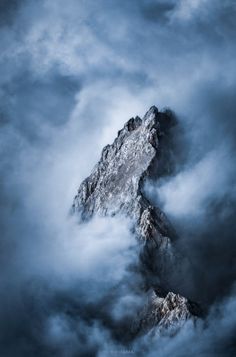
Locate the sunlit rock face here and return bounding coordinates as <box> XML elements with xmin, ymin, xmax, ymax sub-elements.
<box><xmin>72</xmin><ymin>106</ymin><xmax>176</xmax><ymax>246</ymax></box>
<box><xmin>72</xmin><ymin>106</ymin><xmax>199</xmax><ymax>335</ymax></box>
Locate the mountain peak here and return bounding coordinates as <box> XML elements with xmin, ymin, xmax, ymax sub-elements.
<box><xmin>72</xmin><ymin>106</ymin><xmax>199</xmax><ymax>336</ymax></box>
<box><xmin>72</xmin><ymin>106</ymin><xmax>175</xmax><ymax>240</ymax></box>
<box><xmin>143</xmin><ymin>105</ymin><xmax>159</xmax><ymax>120</ymax></box>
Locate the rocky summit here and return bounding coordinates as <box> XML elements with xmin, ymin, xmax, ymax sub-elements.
<box><xmin>133</xmin><ymin>291</ymin><xmax>200</xmax><ymax>338</ymax></box>
<box><xmin>72</xmin><ymin>106</ymin><xmax>200</xmax><ymax>335</ymax></box>
<box><xmin>72</xmin><ymin>106</ymin><xmax>175</xmax><ymax>244</ymax></box>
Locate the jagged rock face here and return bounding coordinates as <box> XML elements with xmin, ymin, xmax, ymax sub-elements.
<box><xmin>72</xmin><ymin>106</ymin><xmax>199</xmax><ymax>335</ymax></box>
<box><xmin>133</xmin><ymin>291</ymin><xmax>200</xmax><ymax>337</ymax></box>
<box><xmin>72</xmin><ymin>106</ymin><xmax>176</xmax><ymax>248</ymax></box>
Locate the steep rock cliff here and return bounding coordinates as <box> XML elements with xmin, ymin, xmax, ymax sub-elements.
<box><xmin>72</xmin><ymin>106</ymin><xmax>199</xmax><ymax>334</ymax></box>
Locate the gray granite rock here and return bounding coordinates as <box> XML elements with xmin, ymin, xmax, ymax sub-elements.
<box><xmin>72</xmin><ymin>105</ymin><xmax>199</xmax><ymax>335</ymax></box>
<box><xmin>132</xmin><ymin>290</ymin><xmax>200</xmax><ymax>337</ymax></box>
<box><xmin>72</xmin><ymin>106</ymin><xmax>176</xmax><ymax>246</ymax></box>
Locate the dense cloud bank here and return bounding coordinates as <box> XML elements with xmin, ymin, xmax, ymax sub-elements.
<box><xmin>0</xmin><ymin>0</ymin><xmax>236</xmax><ymax>355</ymax></box>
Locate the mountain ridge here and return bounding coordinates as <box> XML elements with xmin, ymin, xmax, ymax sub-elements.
<box><xmin>72</xmin><ymin>105</ymin><xmax>200</xmax><ymax>336</ymax></box>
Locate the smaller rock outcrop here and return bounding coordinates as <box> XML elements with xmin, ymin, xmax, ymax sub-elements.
<box><xmin>133</xmin><ymin>290</ymin><xmax>200</xmax><ymax>337</ymax></box>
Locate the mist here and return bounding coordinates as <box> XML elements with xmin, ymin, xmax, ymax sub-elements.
<box><xmin>0</xmin><ymin>0</ymin><xmax>236</xmax><ymax>356</ymax></box>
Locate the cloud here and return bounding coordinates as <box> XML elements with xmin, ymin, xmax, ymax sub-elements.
<box><xmin>139</xmin><ymin>288</ymin><xmax>236</xmax><ymax>357</ymax></box>
<box><xmin>0</xmin><ymin>0</ymin><xmax>236</xmax><ymax>355</ymax></box>
<box><xmin>147</xmin><ymin>146</ymin><xmax>235</xmax><ymax>218</ymax></box>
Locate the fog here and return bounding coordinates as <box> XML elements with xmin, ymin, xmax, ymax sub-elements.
<box><xmin>0</xmin><ymin>0</ymin><xmax>236</xmax><ymax>355</ymax></box>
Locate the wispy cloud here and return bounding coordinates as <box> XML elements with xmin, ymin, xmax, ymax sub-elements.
<box><xmin>0</xmin><ymin>0</ymin><xmax>236</xmax><ymax>355</ymax></box>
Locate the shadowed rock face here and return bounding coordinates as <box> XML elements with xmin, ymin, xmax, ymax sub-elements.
<box><xmin>72</xmin><ymin>106</ymin><xmax>199</xmax><ymax>335</ymax></box>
